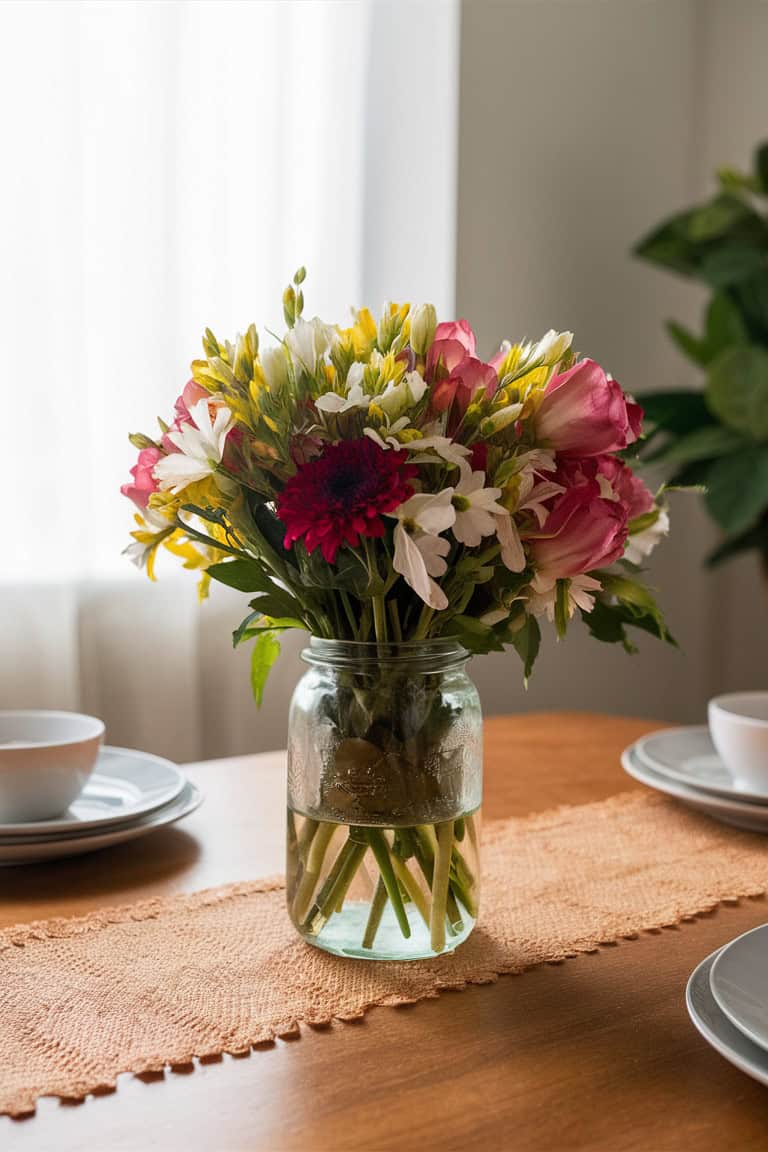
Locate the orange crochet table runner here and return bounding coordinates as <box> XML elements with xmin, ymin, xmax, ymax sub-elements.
<box><xmin>3</xmin><ymin>790</ymin><xmax>768</xmax><ymax>1117</ymax></box>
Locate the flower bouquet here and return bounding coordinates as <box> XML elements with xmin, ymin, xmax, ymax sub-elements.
<box><xmin>122</xmin><ymin>270</ymin><xmax>673</xmax><ymax>959</ymax></box>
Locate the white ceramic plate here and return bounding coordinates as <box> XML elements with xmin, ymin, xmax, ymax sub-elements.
<box><xmin>0</xmin><ymin>781</ymin><xmax>202</xmax><ymax>864</ymax></box>
<box><xmin>687</xmin><ymin>947</ymin><xmax>768</xmax><ymax>1087</ymax></box>
<box><xmin>635</xmin><ymin>727</ymin><xmax>768</xmax><ymax>803</ymax></box>
<box><xmin>0</xmin><ymin>746</ymin><xmax>185</xmax><ymax>837</ymax></box>
<box><xmin>621</xmin><ymin>745</ymin><xmax>768</xmax><ymax>834</ymax></box>
<box><xmin>710</xmin><ymin>924</ymin><xmax>768</xmax><ymax>1054</ymax></box>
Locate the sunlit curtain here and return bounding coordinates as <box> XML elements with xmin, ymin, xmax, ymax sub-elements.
<box><xmin>0</xmin><ymin>0</ymin><xmax>459</xmax><ymax>758</ymax></box>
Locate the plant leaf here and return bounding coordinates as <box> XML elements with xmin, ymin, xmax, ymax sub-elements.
<box><xmin>250</xmin><ymin>630</ymin><xmax>281</xmax><ymax>707</ymax></box>
<box><xmin>687</xmin><ymin>195</ymin><xmax>752</xmax><ymax>243</ymax></box>
<box><xmin>704</xmin><ymin>447</ymin><xmax>768</xmax><ymax>536</ymax></box>
<box><xmin>554</xmin><ymin>580</ymin><xmax>569</xmax><ymax>639</ymax></box>
<box><xmin>706</xmin><ymin>345</ymin><xmax>768</xmax><ymax>439</ymax></box>
<box><xmin>700</xmin><ymin>247</ymin><xmax>767</xmax><ymax>288</ymax></box>
<box><xmin>665</xmin><ymin>321</ymin><xmax>708</xmax><ymax>367</ymax></box>
<box><xmin>633</xmin><ymin>209</ymin><xmax>699</xmax><ymax>276</ymax></box>
<box><xmin>645</xmin><ymin>424</ymin><xmax>746</xmax><ymax>467</ymax></box>
<box><xmin>705</xmin><ymin>291</ymin><xmax>748</xmax><ymax>355</ymax></box>
<box><xmin>636</xmin><ymin>390</ymin><xmax>715</xmax><ymax>436</ymax></box>
<box><xmin>755</xmin><ymin>142</ymin><xmax>768</xmax><ymax>194</ymax></box>
<box><xmin>510</xmin><ymin>615</ymin><xmax>540</xmax><ymax>683</ymax></box>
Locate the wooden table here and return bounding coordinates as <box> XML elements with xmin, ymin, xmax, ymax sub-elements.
<box><xmin>3</xmin><ymin>713</ymin><xmax>768</xmax><ymax>1151</ymax></box>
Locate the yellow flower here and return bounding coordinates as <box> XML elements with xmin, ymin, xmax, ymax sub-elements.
<box><xmin>340</xmin><ymin>308</ymin><xmax>377</xmax><ymax>358</ymax></box>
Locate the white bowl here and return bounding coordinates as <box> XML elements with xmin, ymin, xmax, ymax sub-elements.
<box><xmin>0</xmin><ymin>711</ymin><xmax>105</xmax><ymax>822</ymax></box>
<box><xmin>709</xmin><ymin>693</ymin><xmax>768</xmax><ymax>793</ymax></box>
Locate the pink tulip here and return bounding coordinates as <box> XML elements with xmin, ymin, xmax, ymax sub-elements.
<box><xmin>536</xmin><ymin>359</ymin><xmax>642</xmax><ymax>457</ymax></box>
<box><xmin>120</xmin><ymin>445</ymin><xmax>162</xmax><ymax>511</ymax></box>
<box><xmin>527</xmin><ymin>482</ymin><xmax>628</xmax><ymax>580</ymax></box>
<box><xmin>433</xmin><ymin>319</ymin><xmax>476</xmax><ymax>356</ymax></box>
<box><xmin>557</xmin><ymin>455</ymin><xmax>654</xmax><ymax>521</ymax></box>
<box><xmin>427</xmin><ymin>319</ymin><xmax>497</xmax><ymax>432</ymax></box>
<box><xmin>430</xmin><ymin>356</ymin><xmax>498</xmax><ymax>417</ymax></box>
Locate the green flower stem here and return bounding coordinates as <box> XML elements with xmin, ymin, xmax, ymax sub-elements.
<box><xmin>367</xmin><ymin>829</ymin><xmax>411</xmax><ymax>939</ymax></box>
<box><xmin>413</xmin><ymin>605</ymin><xmax>435</xmax><ymax>641</ymax></box>
<box><xmin>445</xmin><ymin>887</ymin><xmax>465</xmax><ymax>934</ymax></box>
<box><xmin>291</xmin><ymin>821</ymin><xmax>335</xmax><ymax>924</ymax></box>
<box><xmin>454</xmin><ymin>817</ymin><xmax>465</xmax><ymax>842</ymax></box>
<box><xmin>372</xmin><ymin>595</ymin><xmax>388</xmax><ymax>644</ymax></box>
<box><xmin>466</xmin><ymin>813</ymin><xmax>479</xmax><ymax>857</ymax></box>
<box><xmin>452</xmin><ymin>843</ymin><xmax>476</xmax><ymax>892</ymax></box>
<box><xmin>430</xmin><ymin>821</ymin><xmax>454</xmax><ymax>953</ymax></box>
<box><xmin>296</xmin><ymin>817</ymin><xmax>319</xmax><ymax>865</ymax></box>
<box><xmin>303</xmin><ymin>829</ymin><xmax>368</xmax><ymax>933</ymax></box>
<box><xmin>340</xmin><ymin>590</ymin><xmax>359</xmax><ymax>639</ymax></box>
<box><xmin>362</xmin><ymin>876</ymin><xmax>389</xmax><ymax>950</ymax></box>
<box><xmin>311</xmin><ymin>839</ymin><xmax>368</xmax><ymax>932</ymax></box>
<box><xmin>387</xmin><ymin>599</ymin><xmax>403</xmax><ymax>643</ymax></box>
<box><xmin>390</xmin><ymin>854</ymin><xmax>430</xmax><ymax>927</ymax></box>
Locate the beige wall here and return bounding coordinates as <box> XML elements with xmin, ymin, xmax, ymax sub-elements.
<box><xmin>456</xmin><ymin>0</ymin><xmax>768</xmax><ymax>723</ymax></box>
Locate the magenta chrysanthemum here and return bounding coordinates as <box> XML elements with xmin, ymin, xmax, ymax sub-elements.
<box><xmin>277</xmin><ymin>438</ymin><xmax>418</xmax><ymax>563</ymax></box>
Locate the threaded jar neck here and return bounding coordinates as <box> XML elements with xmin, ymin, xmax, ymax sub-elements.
<box><xmin>302</xmin><ymin>637</ymin><xmax>469</xmax><ymax>673</ymax></box>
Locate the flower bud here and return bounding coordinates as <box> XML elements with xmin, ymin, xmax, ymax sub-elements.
<box><xmin>410</xmin><ymin>303</ymin><xmax>437</xmax><ymax>356</ymax></box>
<box><xmin>261</xmin><ymin>346</ymin><xmax>290</xmax><ymax>392</ymax></box>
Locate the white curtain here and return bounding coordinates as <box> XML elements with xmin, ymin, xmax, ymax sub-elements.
<box><xmin>0</xmin><ymin>0</ymin><xmax>460</xmax><ymax>759</ymax></box>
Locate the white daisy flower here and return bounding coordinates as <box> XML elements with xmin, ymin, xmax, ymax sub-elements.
<box><xmin>451</xmin><ymin>461</ymin><xmax>507</xmax><ymax>547</ymax></box>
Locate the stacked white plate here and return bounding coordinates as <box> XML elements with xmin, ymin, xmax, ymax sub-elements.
<box><xmin>621</xmin><ymin>726</ymin><xmax>768</xmax><ymax>834</ymax></box>
<box><xmin>687</xmin><ymin>925</ymin><xmax>768</xmax><ymax>1086</ymax></box>
<box><xmin>0</xmin><ymin>746</ymin><xmax>202</xmax><ymax>865</ymax></box>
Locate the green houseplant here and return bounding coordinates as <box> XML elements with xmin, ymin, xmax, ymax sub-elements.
<box><xmin>634</xmin><ymin>141</ymin><xmax>768</xmax><ymax>568</ymax></box>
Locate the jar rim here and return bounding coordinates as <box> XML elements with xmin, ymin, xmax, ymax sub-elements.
<box><xmin>302</xmin><ymin>636</ymin><xmax>469</xmax><ymax>669</ymax></box>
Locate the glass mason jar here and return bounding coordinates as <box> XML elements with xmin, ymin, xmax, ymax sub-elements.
<box><xmin>286</xmin><ymin>638</ymin><xmax>482</xmax><ymax>961</ymax></box>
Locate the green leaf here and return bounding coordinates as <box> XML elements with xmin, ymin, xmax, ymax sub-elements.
<box><xmin>665</xmin><ymin>321</ymin><xmax>708</xmax><ymax>367</ymax></box>
<box><xmin>755</xmin><ymin>142</ymin><xmax>768</xmax><ymax>193</ymax></box>
<box><xmin>706</xmin><ymin>346</ymin><xmax>768</xmax><ymax>439</ymax></box>
<box><xmin>700</xmin><ymin>247</ymin><xmax>767</xmax><ymax>288</ymax></box>
<box><xmin>705</xmin><ymin>291</ymin><xmax>748</xmax><ymax>355</ymax></box>
<box><xmin>687</xmin><ymin>195</ymin><xmax>751</xmax><ymax>243</ymax></box>
<box><xmin>443</xmin><ymin>616</ymin><xmax>505</xmax><ymax>655</ymax></box>
<box><xmin>248</xmin><ymin>592</ymin><xmax>305</xmax><ymax>619</ymax></box>
<box><xmin>510</xmin><ymin>615</ymin><xmax>540</xmax><ymax>683</ymax></box>
<box><xmin>704</xmin><ymin>447</ymin><xmax>768</xmax><ymax>536</ymax></box>
<box><xmin>597</xmin><ymin>573</ymin><xmax>670</xmax><ymax>636</ymax></box>
<box><xmin>206</xmin><ymin>558</ymin><xmax>284</xmax><ymax>594</ymax></box>
<box><xmin>250</xmin><ymin>630</ymin><xmax>281</xmax><ymax>707</ymax></box>
<box><xmin>718</xmin><ymin>166</ymin><xmax>761</xmax><ymax>196</ymax></box>
<box><xmin>636</xmin><ymin>390</ymin><xmax>715</xmax><ymax>437</ymax></box>
<box><xmin>233</xmin><ymin>610</ymin><xmax>261</xmax><ymax>647</ymax></box>
<box><xmin>646</xmin><ymin>424</ymin><xmax>746</xmax><ymax>467</ymax></box>
<box><xmin>706</xmin><ymin>520</ymin><xmax>768</xmax><ymax>567</ymax></box>
<box><xmin>634</xmin><ymin>209</ymin><xmax>699</xmax><ymax>276</ymax></box>
<box><xmin>554</xmin><ymin>580</ymin><xmax>569</xmax><ymax>639</ymax></box>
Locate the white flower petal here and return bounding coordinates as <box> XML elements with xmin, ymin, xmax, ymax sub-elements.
<box><xmin>397</xmin><ymin>490</ymin><xmax>456</xmax><ymax>535</ymax></box>
<box><xmin>393</xmin><ymin>523</ymin><xmax>448</xmax><ymax>610</ymax></box>
<box><xmin>496</xmin><ymin>513</ymin><xmax>526</xmax><ymax>572</ymax></box>
<box><xmin>624</xmin><ymin>509</ymin><xmax>670</xmax><ymax>564</ymax></box>
<box><xmin>416</xmin><ymin>532</ymin><xmax>450</xmax><ymax>577</ymax></box>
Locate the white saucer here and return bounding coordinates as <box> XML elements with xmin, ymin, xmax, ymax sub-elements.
<box><xmin>0</xmin><ymin>780</ymin><xmax>202</xmax><ymax>864</ymax></box>
<box><xmin>710</xmin><ymin>924</ymin><xmax>768</xmax><ymax>1055</ymax></box>
<box><xmin>0</xmin><ymin>746</ymin><xmax>185</xmax><ymax>837</ymax></box>
<box><xmin>686</xmin><ymin>947</ymin><xmax>768</xmax><ymax>1087</ymax></box>
<box><xmin>635</xmin><ymin>727</ymin><xmax>768</xmax><ymax>803</ymax></box>
<box><xmin>621</xmin><ymin>744</ymin><xmax>768</xmax><ymax>834</ymax></box>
